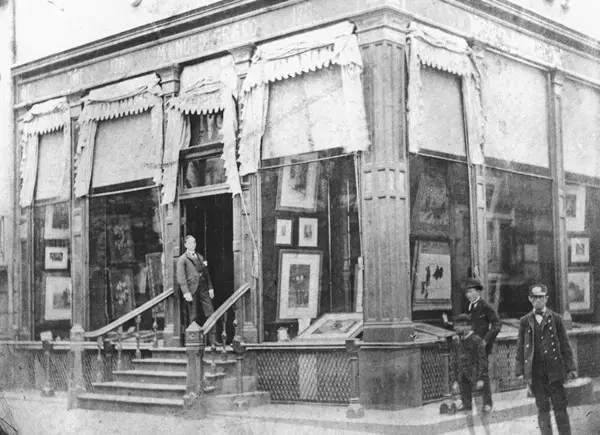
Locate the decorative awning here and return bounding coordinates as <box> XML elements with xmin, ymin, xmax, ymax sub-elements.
<box><xmin>238</xmin><ymin>21</ymin><xmax>370</xmax><ymax>176</ymax></box>
<box><xmin>407</xmin><ymin>23</ymin><xmax>485</xmax><ymax>164</ymax></box>
<box><xmin>75</xmin><ymin>74</ymin><xmax>163</xmax><ymax>197</ymax></box>
<box><xmin>18</xmin><ymin>97</ymin><xmax>70</xmax><ymax>207</ymax></box>
<box><xmin>161</xmin><ymin>55</ymin><xmax>241</xmax><ymax>204</ymax></box>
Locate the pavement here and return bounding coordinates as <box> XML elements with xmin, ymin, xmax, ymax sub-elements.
<box><xmin>1</xmin><ymin>379</ymin><xmax>599</xmax><ymax>435</ymax></box>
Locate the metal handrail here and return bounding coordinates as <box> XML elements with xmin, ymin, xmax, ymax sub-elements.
<box><xmin>84</xmin><ymin>287</ymin><xmax>174</xmax><ymax>340</ymax></box>
<box><xmin>201</xmin><ymin>283</ymin><xmax>250</xmax><ymax>334</ymax></box>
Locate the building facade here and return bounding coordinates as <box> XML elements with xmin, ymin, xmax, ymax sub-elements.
<box><xmin>3</xmin><ymin>0</ymin><xmax>600</xmax><ymax>410</ymax></box>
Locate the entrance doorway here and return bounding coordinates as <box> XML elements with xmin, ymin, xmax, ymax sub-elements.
<box><xmin>180</xmin><ymin>194</ymin><xmax>234</xmax><ymax>343</ymax></box>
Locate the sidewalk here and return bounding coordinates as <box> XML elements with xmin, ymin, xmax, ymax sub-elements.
<box><xmin>1</xmin><ymin>378</ymin><xmax>599</xmax><ymax>435</ymax></box>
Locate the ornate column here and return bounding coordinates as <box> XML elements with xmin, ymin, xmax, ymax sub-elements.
<box><xmin>157</xmin><ymin>65</ymin><xmax>182</xmax><ymax>346</ymax></box>
<box><xmin>356</xmin><ymin>17</ymin><xmax>421</xmax><ymax>409</ymax></box>
<box><xmin>230</xmin><ymin>45</ymin><xmax>260</xmax><ymax>342</ymax></box>
<box><xmin>549</xmin><ymin>70</ymin><xmax>571</xmax><ymax>328</ymax></box>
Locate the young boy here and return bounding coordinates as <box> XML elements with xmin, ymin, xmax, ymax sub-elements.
<box><xmin>451</xmin><ymin>314</ymin><xmax>490</xmax><ymax>413</ymax></box>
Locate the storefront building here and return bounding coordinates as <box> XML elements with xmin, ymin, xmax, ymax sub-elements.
<box><xmin>5</xmin><ymin>0</ymin><xmax>600</xmax><ymax>410</ymax></box>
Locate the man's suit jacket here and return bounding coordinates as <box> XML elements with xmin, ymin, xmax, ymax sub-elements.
<box><xmin>515</xmin><ymin>309</ymin><xmax>576</xmax><ymax>383</ymax></box>
<box><xmin>469</xmin><ymin>299</ymin><xmax>502</xmax><ymax>353</ymax></box>
<box><xmin>457</xmin><ymin>333</ymin><xmax>488</xmax><ymax>384</ymax></box>
<box><xmin>176</xmin><ymin>252</ymin><xmax>213</xmax><ymax>297</ymax></box>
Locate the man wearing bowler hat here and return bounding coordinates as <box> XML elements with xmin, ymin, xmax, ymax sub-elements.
<box><xmin>516</xmin><ymin>284</ymin><xmax>577</xmax><ymax>435</ymax></box>
<box><xmin>463</xmin><ymin>277</ymin><xmax>501</xmax><ymax>412</ymax></box>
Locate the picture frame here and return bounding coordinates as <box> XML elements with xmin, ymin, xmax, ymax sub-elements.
<box><xmin>412</xmin><ymin>240</ymin><xmax>452</xmax><ymax>310</ymax></box>
<box><xmin>44</xmin><ymin>276</ymin><xmax>72</xmax><ymax>321</ymax></box>
<box><xmin>107</xmin><ymin>215</ymin><xmax>135</xmax><ymax>263</ymax></box>
<box><xmin>277</xmin><ymin>249</ymin><xmax>322</xmax><ymax>320</ymax></box>
<box><xmin>565</xmin><ymin>184</ymin><xmax>586</xmax><ymax>232</ymax></box>
<box><xmin>295</xmin><ymin>312</ymin><xmax>363</xmax><ymax>342</ymax></box>
<box><xmin>298</xmin><ymin>217</ymin><xmax>318</xmax><ymax>247</ymax></box>
<box><xmin>276</xmin><ymin>155</ymin><xmax>320</xmax><ymax>212</ymax></box>
<box><xmin>44</xmin><ymin>246</ymin><xmax>68</xmax><ymax>270</ymax></box>
<box><xmin>570</xmin><ymin>237</ymin><xmax>590</xmax><ymax>263</ymax></box>
<box><xmin>109</xmin><ymin>267</ymin><xmax>135</xmax><ymax>319</ymax></box>
<box><xmin>275</xmin><ymin>218</ymin><xmax>293</xmax><ymax>246</ymax></box>
<box><xmin>567</xmin><ymin>269</ymin><xmax>592</xmax><ymax>313</ymax></box>
<box><xmin>411</xmin><ymin>173</ymin><xmax>450</xmax><ymax>237</ymax></box>
<box><xmin>44</xmin><ymin>203</ymin><xmax>69</xmax><ymax>240</ymax></box>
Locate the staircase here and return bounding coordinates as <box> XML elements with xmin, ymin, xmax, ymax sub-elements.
<box><xmin>77</xmin><ymin>346</ymin><xmax>270</xmax><ymax>416</ymax></box>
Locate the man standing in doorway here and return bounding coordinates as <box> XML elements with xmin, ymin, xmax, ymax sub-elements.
<box><xmin>516</xmin><ymin>284</ymin><xmax>577</xmax><ymax>435</ymax></box>
<box><xmin>177</xmin><ymin>235</ymin><xmax>217</xmax><ymax>345</ymax></box>
<box><xmin>464</xmin><ymin>277</ymin><xmax>502</xmax><ymax>412</ymax></box>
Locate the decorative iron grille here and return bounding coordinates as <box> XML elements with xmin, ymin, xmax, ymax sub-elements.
<box><xmin>577</xmin><ymin>333</ymin><xmax>600</xmax><ymax>378</ymax></box>
<box><xmin>254</xmin><ymin>348</ymin><xmax>351</xmax><ymax>404</ymax></box>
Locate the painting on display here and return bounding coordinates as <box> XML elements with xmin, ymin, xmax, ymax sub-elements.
<box><xmin>44</xmin><ymin>276</ymin><xmax>72</xmax><ymax>321</ymax></box>
<box><xmin>569</xmin><ymin>237</ymin><xmax>590</xmax><ymax>263</ymax></box>
<box><xmin>276</xmin><ymin>156</ymin><xmax>320</xmax><ymax>212</ymax></box>
<box><xmin>44</xmin><ymin>203</ymin><xmax>69</xmax><ymax>239</ymax></box>
<box><xmin>44</xmin><ymin>246</ymin><xmax>69</xmax><ymax>270</ymax></box>
<box><xmin>411</xmin><ymin>173</ymin><xmax>450</xmax><ymax>237</ymax></box>
<box><xmin>295</xmin><ymin>312</ymin><xmax>363</xmax><ymax>341</ymax></box>
<box><xmin>107</xmin><ymin>215</ymin><xmax>135</xmax><ymax>263</ymax></box>
<box><xmin>565</xmin><ymin>184</ymin><xmax>586</xmax><ymax>232</ymax></box>
<box><xmin>277</xmin><ymin>250</ymin><xmax>322</xmax><ymax>320</ymax></box>
<box><xmin>567</xmin><ymin>269</ymin><xmax>592</xmax><ymax>313</ymax></box>
<box><xmin>412</xmin><ymin>240</ymin><xmax>452</xmax><ymax>310</ymax></box>
<box><xmin>109</xmin><ymin>267</ymin><xmax>135</xmax><ymax>319</ymax></box>
<box><xmin>275</xmin><ymin>219</ymin><xmax>293</xmax><ymax>246</ymax></box>
<box><xmin>298</xmin><ymin>217</ymin><xmax>318</xmax><ymax>247</ymax></box>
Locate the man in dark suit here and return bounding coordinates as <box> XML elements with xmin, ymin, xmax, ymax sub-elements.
<box><xmin>516</xmin><ymin>284</ymin><xmax>577</xmax><ymax>435</ymax></box>
<box><xmin>176</xmin><ymin>235</ymin><xmax>216</xmax><ymax>344</ymax></box>
<box><xmin>464</xmin><ymin>278</ymin><xmax>501</xmax><ymax>412</ymax></box>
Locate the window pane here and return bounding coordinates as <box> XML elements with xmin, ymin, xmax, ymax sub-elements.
<box><xmin>260</xmin><ymin>155</ymin><xmax>361</xmax><ymax>341</ymax></box>
<box><xmin>563</xmin><ymin>81</ymin><xmax>600</xmax><ymax>178</ymax></box>
<box><xmin>189</xmin><ymin>112</ymin><xmax>224</xmax><ymax>146</ymax></box>
<box><xmin>409</xmin><ymin>155</ymin><xmax>472</xmax><ymax>316</ymax></box>
<box><xmin>88</xmin><ymin>188</ymin><xmax>164</xmax><ymax>330</ymax></box>
<box><xmin>36</xmin><ymin>130</ymin><xmax>69</xmax><ymax>201</ymax></box>
<box><xmin>486</xmin><ymin>169</ymin><xmax>555</xmax><ymax>318</ymax></box>
<box><xmin>182</xmin><ymin>157</ymin><xmax>227</xmax><ymax>188</ymax></box>
<box><xmin>482</xmin><ymin>53</ymin><xmax>549</xmax><ymax>168</ymax></box>
<box><xmin>419</xmin><ymin>67</ymin><xmax>466</xmax><ymax>157</ymax></box>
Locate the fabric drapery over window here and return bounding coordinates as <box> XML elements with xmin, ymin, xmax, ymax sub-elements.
<box><xmin>238</xmin><ymin>21</ymin><xmax>370</xmax><ymax>175</ymax></box>
<box><xmin>19</xmin><ymin>97</ymin><xmax>71</xmax><ymax>207</ymax></box>
<box><xmin>406</xmin><ymin>23</ymin><xmax>485</xmax><ymax>164</ymax></box>
<box><xmin>162</xmin><ymin>55</ymin><xmax>240</xmax><ymax>204</ymax></box>
<box><xmin>36</xmin><ymin>131</ymin><xmax>70</xmax><ymax>201</ymax></box>
<box><xmin>74</xmin><ymin>74</ymin><xmax>163</xmax><ymax>197</ymax></box>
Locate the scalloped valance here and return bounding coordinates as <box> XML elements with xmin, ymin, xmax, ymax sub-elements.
<box><xmin>161</xmin><ymin>56</ymin><xmax>241</xmax><ymax>203</ymax></box>
<box><xmin>407</xmin><ymin>23</ymin><xmax>485</xmax><ymax>164</ymax></box>
<box><xmin>75</xmin><ymin>74</ymin><xmax>163</xmax><ymax>197</ymax></box>
<box><xmin>19</xmin><ymin>97</ymin><xmax>71</xmax><ymax>207</ymax></box>
<box><xmin>242</xmin><ymin>21</ymin><xmax>362</xmax><ymax>92</ymax></box>
<box><xmin>238</xmin><ymin>21</ymin><xmax>370</xmax><ymax>176</ymax></box>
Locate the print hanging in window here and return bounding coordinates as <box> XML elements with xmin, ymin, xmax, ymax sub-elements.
<box><xmin>276</xmin><ymin>155</ymin><xmax>320</xmax><ymax>212</ymax></box>
<box><xmin>565</xmin><ymin>184</ymin><xmax>585</xmax><ymax>232</ymax></box>
<box><xmin>44</xmin><ymin>276</ymin><xmax>72</xmax><ymax>321</ymax></box>
<box><xmin>567</xmin><ymin>269</ymin><xmax>592</xmax><ymax>313</ymax></box>
<box><xmin>107</xmin><ymin>215</ymin><xmax>135</xmax><ymax>263</ymax></box>
<box><xmin>44</xmin><ymin>203</ymin><xmax>70</xmax><ymax>239</ymax></box>
<box><xmin>109</xmin><ymin>267</ymin><xmax>135</xmax><ymax>319</ymax></box>
<box><xmin>411</xmin><ymin>173</ymin><xmax>450</xmax><ymax>237</ymax></box>
<box><xmin>277</xmin><ymin>249</ymin><xmax>322</xmax><ymax>320</ymax></box>
<box><xmin>412</xmin><ymin>240</ymin><xmax>452</xmax><ymax>310</ymax></box>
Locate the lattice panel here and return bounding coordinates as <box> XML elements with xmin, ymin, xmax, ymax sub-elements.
<box><xmin>420</xmin><ymin>346</ymin><xmax>446</xmax><ymax>402</ymax></box>
<box><xmin>491</xmin><ymin>341</ymin><xmax>525</xmax><ymax>391</ymax></box>
<box><xmin>577</xmin><ymin>334</ymin><xmax>600</xmax><ymax>377</ymax></box>
<box><xmin>256</xmin><ymin>350</ymin><xmax>351</xmax><ymax>404</ymax></box>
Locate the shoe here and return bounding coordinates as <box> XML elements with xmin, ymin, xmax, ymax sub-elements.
<box><xmin>456</xmin><ymin>404</ymin><xmax>472</xmax><ymax>412</ymax></box>
<box><xmin>481</xmin><ymin>404</ymin><xmax>493</xmax><ymax>413</ymax></box>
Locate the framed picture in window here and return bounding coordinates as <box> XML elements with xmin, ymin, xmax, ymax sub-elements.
<box><xmin>277</xmin><ymin>249</ymin><xmax>322</xmax><ymax>320</ymax></box>
<box><xmin>411</xmin><ymin>173</ymin><xmax>450</xmax><ymax>237</ymax></box>
<box><xmin>565</xmin><ymin>184</ymin><xmax>585</xmax><ymax>232</ymax></box>
<box><xmin>275</xmin><ymin>218</ymin><xmax>293</xmax><ymax>246</ymax></box>
<box><xmin>295</xmin><ymin>312</ymin><xmax>363</xmax><ymax>341</ymax></box>
<box><xmin>109</xmin><ymin>267</ymin><xmax>135</xmax><ymax>319</ymax></box>
<box><xmin>45</xmin><ymin>246</ymin><xmax>68</xmax><ymax>270</ymax></box>
<box><xmin>567</xmin><ymin>269</ymin><xmax>592</xmax><ymax>313</ymax></box>
<box><xmin>276</xmin><ymin>156</ymin><xmax>320</xmax><ymax>212</ymax></box>
<box><xmin>411</xmin><ymin>240</ymin><xmax>452</xmax><ymax>310</ymax></box>
<box><xmin>569</xmin><ymin>237</ymin><xmax>589</xmax><ymax>264</ymax></box>
<box><xmin>298</xmin><ymin>217</ymin><xmax>318</xmax><ymax>247</ymax></box>
<box><xmin>44</xmin><ymin>203</ymin><xmax>69</xmax><ymax>239</ymax></box>
<box><xmin>107</xmin><ymin>215</ymin><xmax>135</xmax><ymax>263</ymax></box>
<box><xmin>44</xmin><ymin>276</ymin><xmax>72</xmax><ymax>321</ymax></box>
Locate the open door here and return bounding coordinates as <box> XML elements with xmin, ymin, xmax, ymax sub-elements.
<box><xmin>180</xmin><ymin>194</ymin><xmax>234</xmax><ymax>342</ymax></box>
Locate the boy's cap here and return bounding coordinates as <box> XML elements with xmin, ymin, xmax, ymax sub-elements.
<box><xmin>453</xmin><ymin>314</ymin><xmax>471</xmax><ymax>324</ymax></box>
<box><xmin>529</xmin><ymin>284</ymin><xmax>548</xmax><ymax>297</ymax></box>
<box><xmin>463</xmin><ymin>278</ymin><xmax>483</xmax><ymax>291</ymax></box>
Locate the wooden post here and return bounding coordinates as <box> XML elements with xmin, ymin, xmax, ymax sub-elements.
<box><xmin>183</xmin><ymin>321</ymin><xmax>206</xmax><ymax>418</ymax></box>
<box><xmin>103</xmin><ymin>339</ymin><xmax>115</xmax><ymax>382</ymax></box>
<box><xmin>116</xmin><ymin>326</ymin><xmax>123</xmax><ymax>371</ymax></box>
<box><xmin>68</xmin><ymin>325</ymin><xmax>86</xmax><ymax>409</ymax></box>
<box><xmin>232</xmin><ymin>332</ymin><xmax>249</xmax><ymax>410</ymax></box>
<box><xmin>135</xmin><ymin>315</ymin><xmax>142</xmax><ymax>359</ymax></box>
<box><xmin>441</xmin><ymin>337</ymin><xmax>453</xmax><ymax>398</ymax></box>
<box><xmin>346</xmin><ymin>338</ymin><xmax>364</xmax><ymax>418</ymax></box>
<box><xmin>95</xmin><ymin>337</ymin><xmax>104</xmax><ymax>383</ymax></box>
<box><xmin>40</xmin><ymin>339</ymin><xmax>55</xmax><ymax>397</ymax></box>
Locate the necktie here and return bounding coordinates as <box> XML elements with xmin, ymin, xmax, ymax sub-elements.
<box><xmin>469</xmin><ymin>302</ymin><xmax>476</xmax><ymax>312</ymax></box>
<box><xmin>535</xmin><ymin>310</ymin><xmax>544</xmax><ymax>315</ymax></box>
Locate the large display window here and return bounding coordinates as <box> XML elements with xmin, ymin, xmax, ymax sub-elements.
<box><xmin>260</xmin><ymin>152</ymin><xmax>361</xmax><ymax>341</ymax></box>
